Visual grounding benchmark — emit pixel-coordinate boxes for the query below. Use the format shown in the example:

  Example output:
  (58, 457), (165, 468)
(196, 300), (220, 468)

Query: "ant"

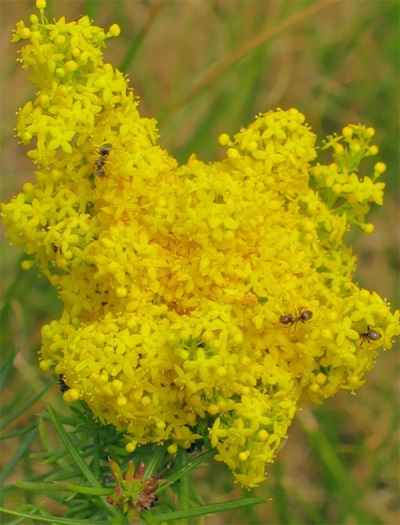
(94, 143), (112, 177)
(58, 374), (70, 393)
(359, 326), (381, 345)
(280, 309), (313, 327)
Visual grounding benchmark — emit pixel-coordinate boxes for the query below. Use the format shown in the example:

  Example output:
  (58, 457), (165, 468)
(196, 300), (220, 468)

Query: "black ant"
(94, 143), (112, 177)
(58, 374), (70, 393)
(359, 326), (381, 345)
(280, 309), (313, 327)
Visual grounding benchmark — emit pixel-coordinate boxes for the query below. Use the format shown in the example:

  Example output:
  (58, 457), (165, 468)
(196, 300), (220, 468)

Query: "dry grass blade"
(167, 0), (339, 114)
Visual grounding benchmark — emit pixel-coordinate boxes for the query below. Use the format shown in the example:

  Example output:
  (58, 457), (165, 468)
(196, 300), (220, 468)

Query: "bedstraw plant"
(1, 1), (398, 524)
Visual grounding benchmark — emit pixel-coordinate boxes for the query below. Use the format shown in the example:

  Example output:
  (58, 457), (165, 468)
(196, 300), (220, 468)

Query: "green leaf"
(165, 449), (216, 485)
(0, 425), (37, 441)
(14, 481), (66, 492)
(142, 444), (168, 479)
(46, 405), (115, 518)
(0, 507), (112, 525)
(153, 496), (268, 522)
(0, 383), (51, 431)
(0, 346), (17, 393)
(118, 4), (163, 73)
(14, 480), (112, 497)
(0, 427), (37, 487)
(46, 405), (101, 488)
(54, 481), (113, 496)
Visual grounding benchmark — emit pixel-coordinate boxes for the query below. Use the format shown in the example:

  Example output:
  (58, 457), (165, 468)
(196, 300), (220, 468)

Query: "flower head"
(2, 4), (399, 487)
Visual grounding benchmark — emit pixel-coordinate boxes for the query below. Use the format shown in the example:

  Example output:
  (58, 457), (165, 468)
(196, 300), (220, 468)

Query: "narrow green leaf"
(289, 485), (329, 525)
(83, 0), (100, 19)
(118, 4), (163, 73)
(111, 510), (131, 525)
(0, 346), (17, 393)
(0, 255), (26, 315)
(0, 427), (37, 487)
(153, 496), (268, 522)
(46, 405), (115, 518)
(0, 507), (111, 525)
(92, 428), (101, 479)
(172, 449), (190, 508)
(0, 383), (51, 431)
(14, 481), (64, 492)
(2, 516), (26, 525)
(0, 425), (36, 441)
(37, 419), (53, 451)
(166, 449), (216, 484)
(47, 405), (101, 488)
(54, 481), (113, 496)
(270, 461), (299, 524)
(143, 445), (168, 478)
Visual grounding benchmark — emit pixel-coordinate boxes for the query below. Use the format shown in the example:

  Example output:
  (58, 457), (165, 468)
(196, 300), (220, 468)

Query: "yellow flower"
(2, 4), (399, 487)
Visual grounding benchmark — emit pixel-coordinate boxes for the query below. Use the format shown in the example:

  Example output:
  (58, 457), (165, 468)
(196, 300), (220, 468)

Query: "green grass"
(1, 1), (399, 524)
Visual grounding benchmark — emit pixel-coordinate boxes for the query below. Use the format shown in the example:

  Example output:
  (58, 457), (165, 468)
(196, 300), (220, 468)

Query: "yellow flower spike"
(3, 5), (399, 489)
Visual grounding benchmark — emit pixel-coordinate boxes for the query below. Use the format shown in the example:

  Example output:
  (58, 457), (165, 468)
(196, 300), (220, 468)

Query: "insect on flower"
(359, 326), (381, 344)
(280, 309), (313, 327)
(58, 374), (70, 393)
(94, 143), (112, 177)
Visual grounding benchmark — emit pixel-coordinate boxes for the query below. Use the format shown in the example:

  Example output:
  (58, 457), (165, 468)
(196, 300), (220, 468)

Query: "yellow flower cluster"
(2, 1), (399, 487)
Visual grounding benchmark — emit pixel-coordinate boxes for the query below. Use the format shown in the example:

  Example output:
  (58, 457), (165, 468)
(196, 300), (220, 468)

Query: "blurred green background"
(1, 1), (399, 524)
